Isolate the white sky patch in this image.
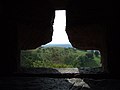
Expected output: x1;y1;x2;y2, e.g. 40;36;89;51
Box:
46;10;71;45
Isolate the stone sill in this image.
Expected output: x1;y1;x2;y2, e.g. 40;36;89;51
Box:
19;67;103;74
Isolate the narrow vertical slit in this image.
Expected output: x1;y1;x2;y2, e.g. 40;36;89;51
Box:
43;10;72;45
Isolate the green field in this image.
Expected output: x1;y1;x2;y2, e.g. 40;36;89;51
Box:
21;47;101;68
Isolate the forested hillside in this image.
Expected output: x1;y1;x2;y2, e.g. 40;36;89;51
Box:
21;47;101;68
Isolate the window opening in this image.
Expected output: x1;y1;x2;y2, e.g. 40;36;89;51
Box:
20;10;102;74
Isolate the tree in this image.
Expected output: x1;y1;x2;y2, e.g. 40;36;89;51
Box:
94;50;100;57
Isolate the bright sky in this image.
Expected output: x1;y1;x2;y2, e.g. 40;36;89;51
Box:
46;10;71;45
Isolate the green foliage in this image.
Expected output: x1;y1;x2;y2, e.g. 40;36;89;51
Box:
21;47;101;68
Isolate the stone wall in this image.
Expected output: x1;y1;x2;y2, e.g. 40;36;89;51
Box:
1;0;120;90
1;0;120;78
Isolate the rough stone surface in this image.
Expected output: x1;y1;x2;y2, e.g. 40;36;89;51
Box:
20;67;102;74
0;77;120;90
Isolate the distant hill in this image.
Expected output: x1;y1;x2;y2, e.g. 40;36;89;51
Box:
41;44;73;48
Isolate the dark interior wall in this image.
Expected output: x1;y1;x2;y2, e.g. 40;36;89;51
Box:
66;0;112;72
107;24;120;74
66;0;120;75
16;1;55;50
1;0;120;77
1;1;55;74
1;1;18;73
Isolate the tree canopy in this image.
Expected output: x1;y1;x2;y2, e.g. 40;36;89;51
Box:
21;47;101;68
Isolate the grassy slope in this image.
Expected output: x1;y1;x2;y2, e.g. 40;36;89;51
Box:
21;47;101;68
